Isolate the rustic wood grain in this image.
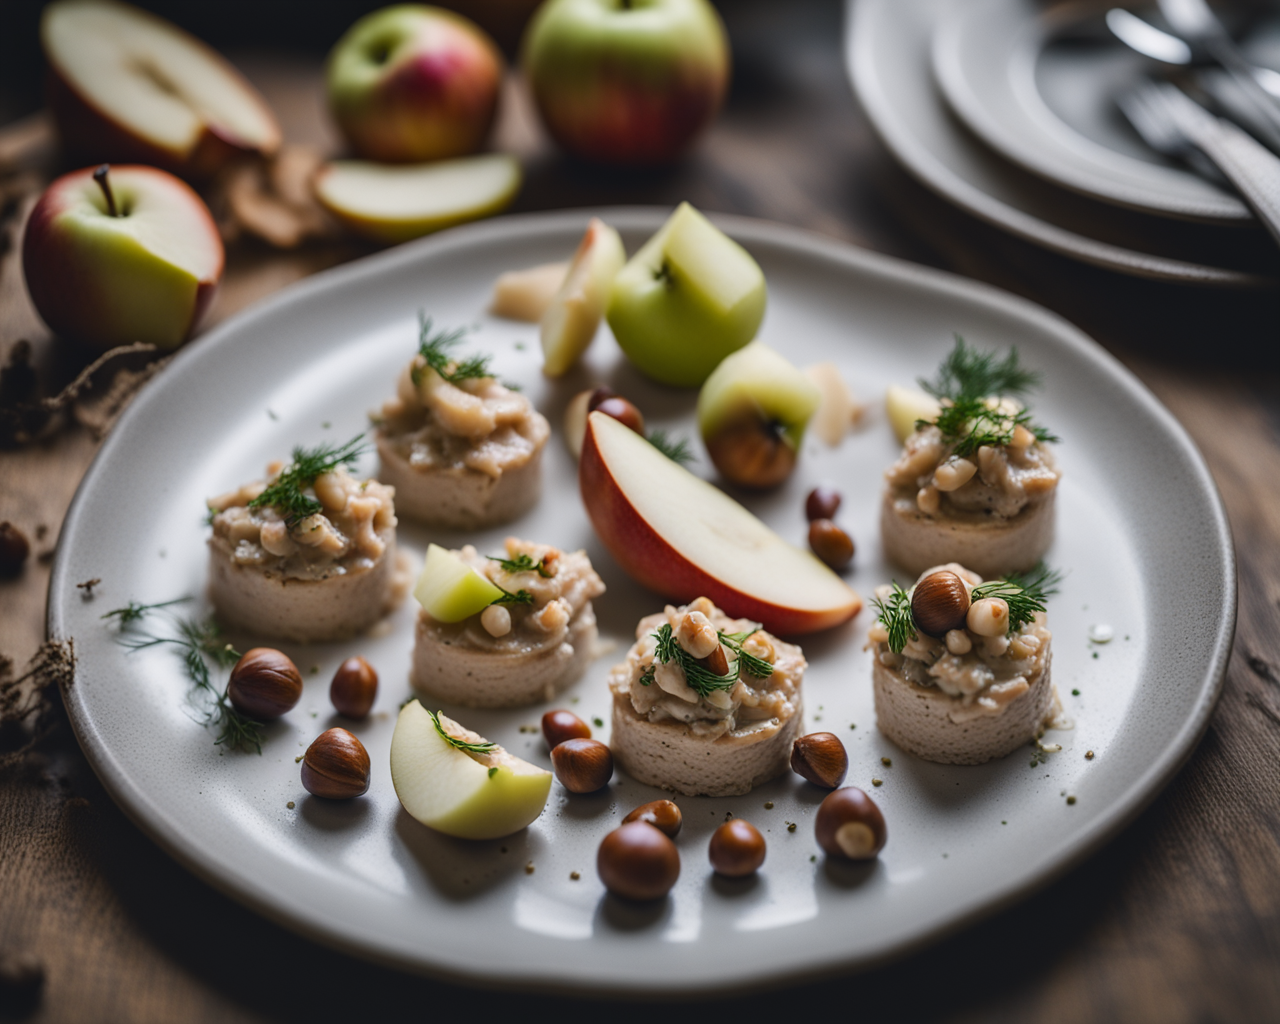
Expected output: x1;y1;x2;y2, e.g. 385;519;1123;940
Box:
1;3;1278;1021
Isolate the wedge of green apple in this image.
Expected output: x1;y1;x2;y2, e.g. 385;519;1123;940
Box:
606;202;766;387
540;217;625;377
314;153;521;243
886;385;942;443
391;701;552;840
414;544;502;622
491;261;568;322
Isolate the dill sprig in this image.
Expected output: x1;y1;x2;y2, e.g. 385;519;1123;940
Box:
489;553;554;578
649;622;773;698
425;705;498;754
647;430;696;466
489;584;534;607
971;563;1062;632
639;664;655;687
871;582;916;654
247;435;367;528
103;599;262;753
412;315;492;386
718;629;775;680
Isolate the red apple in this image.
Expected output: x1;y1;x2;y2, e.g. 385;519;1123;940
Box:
42;0;281;178
23;164;223;350
327;5;505;163
521;0;730;165
580;412;862;635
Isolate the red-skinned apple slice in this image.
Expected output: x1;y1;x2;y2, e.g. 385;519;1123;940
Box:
580;411;861;635
42;0;281;178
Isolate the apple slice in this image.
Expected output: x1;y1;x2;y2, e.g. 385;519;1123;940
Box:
580;411;861;635
886;385;942;443
414;544;503;622
314;154;521;243
805;362;864;447
540;218;626;377
42;0;281;177
491;261;568;322
391;701;552;840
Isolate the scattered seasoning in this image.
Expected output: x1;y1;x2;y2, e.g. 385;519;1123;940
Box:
725;811;734;821
525;862;535;875
515;342;526;351
1092;652;1099;659
810;855;816;862
295;755;303;763
1085;750;1095;760
1072;688;1080;696
570;871;580;880
267;409;279;420
592;717;603;728
872;777;883;786
76;578;101;594
321;421;331;429
1125;635;1130;641
849;723;857;730
786;822;797;832
310;665;320;675
1066;796;1077;806
1001;820;1007;825
1088;624;1114;644
942;853;948;859
310;711;318;717
813;715;822;721
286;801;295;809
881;757;892;767
571;696;580;704
764;801;774;809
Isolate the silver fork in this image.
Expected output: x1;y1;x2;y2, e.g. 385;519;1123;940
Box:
1118;80;1280;247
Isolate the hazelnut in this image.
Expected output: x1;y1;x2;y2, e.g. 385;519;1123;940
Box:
329;656;378;719
911;570;971;637
551;737;613;793
622;799;683;838
541;709;591;748
589;390;645;435
227;648;303;720
791;732;849;789
815;787;886;861
0;522;30;577
301;727;370;800
808;519;854;569
709;819;766;877
805;486;842;521
705;419;797;489
597;821;680;900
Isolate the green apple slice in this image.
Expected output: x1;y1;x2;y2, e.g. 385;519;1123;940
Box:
663;203;762;315
314;154;521;244
698;342;820;452
413;543;502;622
540;217;625;377
391;701;552;840
886;385;942;443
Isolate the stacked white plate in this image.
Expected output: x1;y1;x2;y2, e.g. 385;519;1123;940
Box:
847;0;1280;288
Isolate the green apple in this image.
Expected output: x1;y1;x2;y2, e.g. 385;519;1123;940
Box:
606;202;766;387
697;342;820;488
414;543;502;622
22;164;223;350
886;385;942;444
540;217;625;377
391;701;552;839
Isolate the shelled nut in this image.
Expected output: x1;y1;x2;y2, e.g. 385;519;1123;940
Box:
228;648;303;720
622;799;683;838
301;727;370;800
329;656;378;719
911;570;970;637
808;519;854;569
709;819;766;877
597;821;680;900
541;709;591;748
551;737;613;793
815;786;886;861
804;486;841;521
791;732;849;789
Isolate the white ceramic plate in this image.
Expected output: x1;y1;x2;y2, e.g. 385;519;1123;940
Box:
48;209;1234;994
848;0;1276;287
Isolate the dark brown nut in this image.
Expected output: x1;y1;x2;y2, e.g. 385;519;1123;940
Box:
805;486;842;522
330;656;378;719
592;395;646;436
699;644;730;677
709;819;766;877
705;419;797;489
808;519;854;569
815;786;887;861
228;648;303;720
0;522;31;577
791;732;849;789
597;821;680;900
301;727;370;800
551;737;613;793
911;570;970;637
541;709;591;748
622;799;683;838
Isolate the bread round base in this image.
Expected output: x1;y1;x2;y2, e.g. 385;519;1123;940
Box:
207;535;402;643
411;604;598;708
376;432;545;529
610;697;803;797
880;490;1055;579
872;654;1054;765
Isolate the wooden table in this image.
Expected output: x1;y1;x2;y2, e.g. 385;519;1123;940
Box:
2;3;1278;1020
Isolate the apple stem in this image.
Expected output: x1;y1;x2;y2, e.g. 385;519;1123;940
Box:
93;164;119;218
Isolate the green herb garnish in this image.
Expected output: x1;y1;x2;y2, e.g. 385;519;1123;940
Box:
489;584;534;607
412;315;491;386
718;629;775;680
649;622;773;698
489;553;554;578
247;435;367;528
970;562;1062;632
647;429;696;466
871;582;916;654
639;664;655;687
425;705;498;754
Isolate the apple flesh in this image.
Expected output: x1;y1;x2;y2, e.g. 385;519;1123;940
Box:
607;202;766;387
414;543;503;622
806;362;863;447
886;385;942;444
540;218;625;377
698;342;819;489
491;261;568;322
327;5;504;164
314;153;521;243
23;164;223;349
391;701;552;840
42;0;280;178
580;411;861;634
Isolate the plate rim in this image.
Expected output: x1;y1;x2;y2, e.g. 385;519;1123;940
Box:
47;206;1237;995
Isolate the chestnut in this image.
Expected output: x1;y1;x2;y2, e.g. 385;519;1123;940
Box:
808;519;854;570
709;819;766;877
330;656;378;719
551;737;613;793
815;786;886;861
791;732;849;789
622;799;683;838
301;727;371;800
227;648;303;720
911;570;970;637
705;418;797;489
805;486;842;522
541;708;591;748
597;821;680;900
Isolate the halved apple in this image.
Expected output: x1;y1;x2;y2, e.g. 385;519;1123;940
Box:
414;544;502;622
580;411;861;635
42;0;281;178
540;217;625;377
886;385;942;443
314;154;521;243
491;261;568;322
391;701;552;840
